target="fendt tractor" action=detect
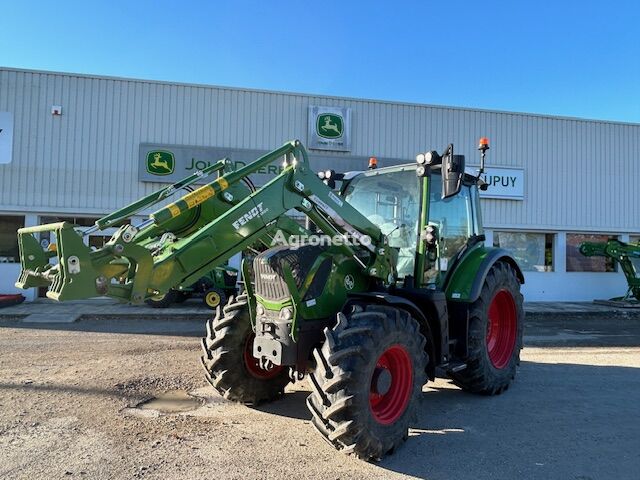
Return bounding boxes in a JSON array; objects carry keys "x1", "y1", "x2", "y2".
[{"x1": 16, "y1": 138, "x2": 524, "y2": 460}]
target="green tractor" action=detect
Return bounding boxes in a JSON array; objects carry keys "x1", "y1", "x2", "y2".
[
  {"x1": 145, "y1": 265, "x2": 238, "y2": 309},
  {"x1": 15, "y1": 138, "x2": 524, "y2": 460}
]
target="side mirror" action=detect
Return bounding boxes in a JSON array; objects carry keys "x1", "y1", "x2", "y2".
[{"x1": 442, "y1": 144, "x2": 465, "y2": 199}]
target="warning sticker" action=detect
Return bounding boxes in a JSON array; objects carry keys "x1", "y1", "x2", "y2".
[{"x1": 184, "y1": 185, "x2": 215, "y2": 208}]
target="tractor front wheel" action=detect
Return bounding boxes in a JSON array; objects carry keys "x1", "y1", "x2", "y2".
[
  {"x1": 200, "y1": 294, "x2": 290, "y2": 404},
  {"x1": 450, "y1": 261, "x2": 524, "y2": 395},
  {"x1": 307, "y1": 305, "x2": 427, "y2": 460}
]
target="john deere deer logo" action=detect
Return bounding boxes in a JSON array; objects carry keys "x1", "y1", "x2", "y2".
[
  {"x1": 316, "y1": 114, "x2": 344, "y2": 139},
  {"x1": 146, "y1": 150, "x2": 175, "y2": 175}
]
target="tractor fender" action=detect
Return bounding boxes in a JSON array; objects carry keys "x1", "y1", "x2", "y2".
[
  {"x1": 347, "y1": 292, "x2": 439, "y2": 379},
  {"x1": 445, "y1": 246, "x2": 524, "y2": 303}
]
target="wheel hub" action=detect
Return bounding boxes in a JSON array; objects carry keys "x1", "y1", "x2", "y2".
[
  {"x1": 206, "y1": 291, "x2": 220, "y2": 307},
  {"x1": 371, "y1": 367, "x2": 393, "y2": 396},
  {"x1": 369, "y1": 345, "x2": 413, "y2": 425}
]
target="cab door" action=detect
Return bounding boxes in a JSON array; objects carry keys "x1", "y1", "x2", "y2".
[{"x1": 423, "y1": 175, "x2": 478, "y2": 285}]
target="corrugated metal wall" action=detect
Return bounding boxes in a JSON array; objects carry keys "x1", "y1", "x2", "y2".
[{"x1": 1, "y1": 67, "x2": 639, "y2": 233}]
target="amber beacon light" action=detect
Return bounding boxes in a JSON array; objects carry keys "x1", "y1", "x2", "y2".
[
  {"x1": 477, "y1": 137, "x2": 490, "y2": 176},
  {"x1": 478, "y1": 137, "x2": 490, "y2": 152}
]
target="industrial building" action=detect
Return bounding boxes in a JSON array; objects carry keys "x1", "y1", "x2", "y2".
[{"x1": 1, "y1": 67, "x2": 639, "y2": 301}]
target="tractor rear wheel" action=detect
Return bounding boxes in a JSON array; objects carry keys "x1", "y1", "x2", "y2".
[
  {"x1": 307, "y1": 305, "x2": 427, "y2": 460},
  {"x1": 200, "y1": 294, "x2": 290, "y2": 405},
  {"x1": 450, "y1": 261, "x2": 524, "y2": 395},
  {"x1": 203, "y1": 287, "x2": 227, "y2": 309}
]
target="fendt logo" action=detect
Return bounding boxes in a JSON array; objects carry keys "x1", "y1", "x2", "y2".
[
  {"x1": 232, "y1": 202, "x2": 268, "y2": 230},
  {"x1": 146, "y1": 150, "x2": 175, "y2": 175},
  {"x1": 316, "y1": 113, "x2": 344, "y2": 139}
]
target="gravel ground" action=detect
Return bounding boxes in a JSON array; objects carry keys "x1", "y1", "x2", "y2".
[{"x1": 0, "y1": 317, "x2": 639, "y2": 480}]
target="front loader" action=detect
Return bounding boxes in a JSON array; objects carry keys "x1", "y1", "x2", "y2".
[
  {"x1": 15, "y1": 138, "x2": 524, "y2": 461},
  {"x1": 580, "y1": 239, "x2": 640, "y2": 302},
  {"x1": 15, "y1": 151, "x2": 308, "y2": 303}
]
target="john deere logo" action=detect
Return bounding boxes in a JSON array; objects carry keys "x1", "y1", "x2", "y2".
[
  {"x1": 316, "y1": 113, "x2": 343, "y2": 139},
  {"x1": 146, "y1": 150, "x2": 175, "y2": 175}
]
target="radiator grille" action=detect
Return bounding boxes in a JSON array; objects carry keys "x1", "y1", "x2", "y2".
[{"x1": 253, "y1": 245, "x2": 327, "y2": 301}]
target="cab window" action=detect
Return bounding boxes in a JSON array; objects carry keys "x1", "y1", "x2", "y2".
[{"x1": 343, "y1": 169, "x2": 420, "y2": 278}]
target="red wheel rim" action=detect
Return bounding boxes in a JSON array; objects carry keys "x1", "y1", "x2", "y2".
[
  {"x1": 369, "y1": 345, "x2": 413, "y2": 425},
  {"x1": 243, "y1": 333, "x2": 284, "y2": 379},
  {"x1": 486, "y1": 289, "x2": 517, "y2": 369}
]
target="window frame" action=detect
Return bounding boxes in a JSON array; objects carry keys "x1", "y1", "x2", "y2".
[
  {"x1": 492, "y1": 230, "x2": 555, "y2": 273},
  {"x1": 0, "y1": 214, "x2": 25, "y2": 263}
]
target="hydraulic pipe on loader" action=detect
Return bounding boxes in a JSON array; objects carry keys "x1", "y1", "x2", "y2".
[{"x1": 15, "y1": 140, "x2": 395, "y2": 304}]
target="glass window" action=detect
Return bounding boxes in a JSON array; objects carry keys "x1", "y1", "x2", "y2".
[
  {"x1": 494, "y1": 232, "x2": 554, "y2": 272},
  {"x1": 88, "y1": 235, "x2": 110, "y2": 249},
  {"x1": 0, "y1": 215, "x2": 25, "y2": 263},
  {"x1": 429, "y1": 179, "x2": 473, "y2": 266},
  {"x1": 39, "y1": 216, "x2": 101, "y2": 247},
  {"x1": 343, "y1": 168, "x2": 421, "y2": 278},
  {"x1": 40, "y1": 216, "x2": 99, "y2": 227},
  {"x1": 566, "y1": 233, "x2": 617, "y2": 272}
]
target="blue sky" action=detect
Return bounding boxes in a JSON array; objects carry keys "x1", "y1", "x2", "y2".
[{"x1": 1, "y1": 1, "x2": 639, "y2": 122}]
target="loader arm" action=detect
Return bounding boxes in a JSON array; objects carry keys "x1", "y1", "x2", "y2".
[
  {"x1": 580, "y1": 239, "x2": 640, "y2": 301},
  {"x1": 16, "y1": 140, "x2": 395, "y2": 303}
]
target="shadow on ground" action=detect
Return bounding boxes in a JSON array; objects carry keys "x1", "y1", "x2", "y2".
[
  {"x1": 255, "y1": 390, "x2": 311, "y2": 420},
  {"x1": 376, "y1": 360, "x2": 640, "y2": 480}
]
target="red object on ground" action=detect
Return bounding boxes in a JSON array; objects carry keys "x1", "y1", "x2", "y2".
[{"x1": 0, "y1": 294, "x2": 26, "y2": 308}]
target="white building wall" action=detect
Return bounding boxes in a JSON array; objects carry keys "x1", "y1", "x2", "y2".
[{"x1": 1, "y1": 67, "x2": 639, "y2": 301}]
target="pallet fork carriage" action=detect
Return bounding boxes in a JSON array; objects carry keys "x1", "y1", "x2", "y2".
[{"x1": 16, "y1": 138, "x2": 524, "y2": 460}]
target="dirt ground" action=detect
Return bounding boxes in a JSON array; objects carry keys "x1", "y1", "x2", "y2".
[{"x1": 0, "y1": 317, "x2": 639, "y2": 480}]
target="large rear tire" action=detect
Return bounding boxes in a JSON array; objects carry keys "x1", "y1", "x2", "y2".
[
  {"x1": 450, "y1": 261, "x2": 524, "y2": 395},
  {"x1": 200, "y1": 294, "x2": 290, "y2": 405},
  {"x1": 307, "y1": 305, "x2": 428, "y2": 460}
]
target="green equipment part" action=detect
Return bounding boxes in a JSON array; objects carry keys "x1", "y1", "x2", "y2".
[
  {"x1": 15, "y1": 138, "x2": 525, "y2": 461},
  {"x1": 580, "y1": 239, "x2": 640, "y2": 301},
  {"x1": 145, "y1": 264, "x2": 239, "y2": 309},
  {"x1": 15, "y1": 153, "x2": 307, "y2": 303}
]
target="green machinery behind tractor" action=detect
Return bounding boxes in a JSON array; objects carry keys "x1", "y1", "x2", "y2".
[
  {"x1": 580, "y1": 239, "x2": 640, "y2": 302},
  {"x1": 16, "y1": 138, "x2": 524, "y2": 460},
  {"x1": 145, "y1": 265, "x2": 239, "y2": 309}
]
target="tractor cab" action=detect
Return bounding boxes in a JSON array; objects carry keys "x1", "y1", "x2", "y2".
[{"x1": 340, "y1": 144, "x2": 485, "y2": 289}]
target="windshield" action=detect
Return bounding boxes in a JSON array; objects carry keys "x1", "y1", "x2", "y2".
[{"x1": 343, "y1": 168, "x2": 420, "y2": 278}]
